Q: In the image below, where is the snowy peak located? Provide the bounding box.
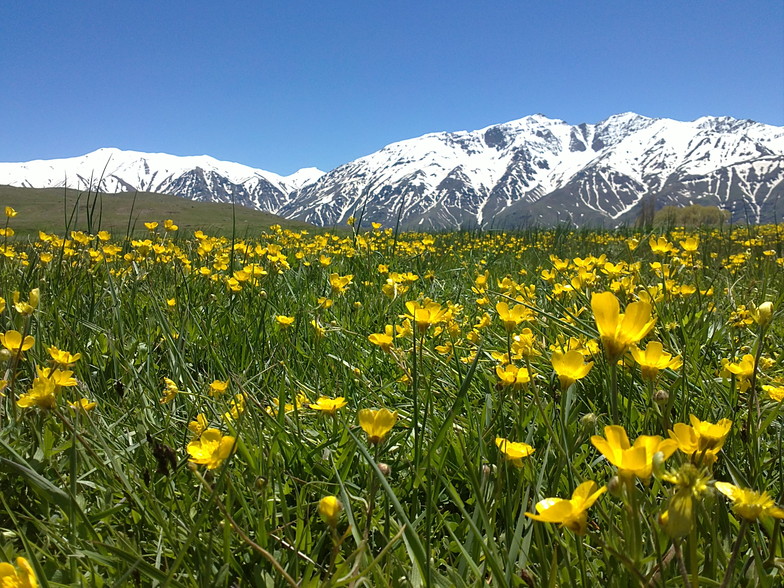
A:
[1,113,782,228]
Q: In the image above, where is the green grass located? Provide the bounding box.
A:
[0,220,782,586]
[0,184,311,237]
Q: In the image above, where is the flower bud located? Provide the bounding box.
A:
[607,475,623,498]
[653,389,669,406]
[0,348,11,362]
[318,495,342,527]
[378,462,391,476]
[753,301,774,328]
[580,412,597,431]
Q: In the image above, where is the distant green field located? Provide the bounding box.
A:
[0,184,310,237]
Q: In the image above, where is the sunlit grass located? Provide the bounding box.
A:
[1,208,783,586]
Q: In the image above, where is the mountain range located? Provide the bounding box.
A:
[1,113,782,228]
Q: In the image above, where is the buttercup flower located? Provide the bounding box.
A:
[496,301,532,332]
[669,415,732,464]
[186,429,235,469]
[47,346,81,367]
[714,482,784,521]
[591,292,656,361]
[318,495,342,527]
[208,380,229,397]
[276,315,295,328]
[495,437,535,467]
[188,414,209,436]
[0,331,35,355]
[526,481,606,534]
[160,378,179,403]
[591,425,677,481]
[69,398,97,413]
[631,341,682,381]
[551,350,593,390]
[750,301,773,328]
[12,289,39,316]
[0,556,38,588]
[403,301,450,334]
[358,408,398,444]
[16,376,58,410]
[495,364,531,389]
[309,396,347,415]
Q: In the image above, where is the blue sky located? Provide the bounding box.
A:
[1,1,782,174]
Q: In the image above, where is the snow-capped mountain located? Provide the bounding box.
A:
[1,113,782,228]
[0,148,325,214]
[283,113,784,228]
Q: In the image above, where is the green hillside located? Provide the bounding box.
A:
[0,184,310,237]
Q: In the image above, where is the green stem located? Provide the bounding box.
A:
[719,520,748,588]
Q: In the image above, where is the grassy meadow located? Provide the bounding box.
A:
[0,205,783,587]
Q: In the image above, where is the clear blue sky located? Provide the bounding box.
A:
[1,1,782,174]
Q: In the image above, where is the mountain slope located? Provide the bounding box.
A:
[1,113,782,228]
[0,148,325,215]
[284,113,784,228]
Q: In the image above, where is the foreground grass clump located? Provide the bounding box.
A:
[1,207,783,586]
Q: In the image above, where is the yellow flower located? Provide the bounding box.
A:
[668,415,732,464]
[495,437,535,467]
[166,298,176,308]
[16,376,58,410]
[4,206,18,218]
[318,495,342,526]
[69,398,97,413]
[725,354,755,389]
[0,297,5,314]
[679,236,699,252]
[495,364,531,389]
[47,345,81,367]
[714,482,784,521]
[526,481,606,534]
[186,429,236,469]
[208,379,229,397]
[329,273,353,295]
[495,301,532,332]
[0,556,38,588]
[12,289,39,316]
[0,330,35,354]
[550,350,593,390]
[762,383,784,402]
[403,301,450,334]
[163,219,178,231]
[591,425,677,481]
[368,326,395,352]
[160,377,179,404]
[38,367,78,388]
[144,221,159,231]
[309,396,347,415]
[358,408,398,444]
[276,315,295,328]
[188,414,209,436]
[750,301,774,328]
[591,292,656,361]
[224,393,247,421]
[630,341,682,381]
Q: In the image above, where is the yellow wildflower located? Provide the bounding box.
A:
[276,315,295,328]
[309,396,347,415]
[0,556,38,587]
[358,408,398,444]
[714,482,784,521]
[69,398,97,413]
[591,291,656,361]
[160,377,179,403]
[12,288,39,316]
[188,414,209,436]
[630,341,682,381]
[526,481,606,534]
[495,437,535,467]
[550,350,593,390]
[0,330,35,354]
[47,345,81,367]
[668,415,732,465]
[186,429,235,469]
[318,496,342,527]
[591,425,677,481]
[209,380,229,397]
